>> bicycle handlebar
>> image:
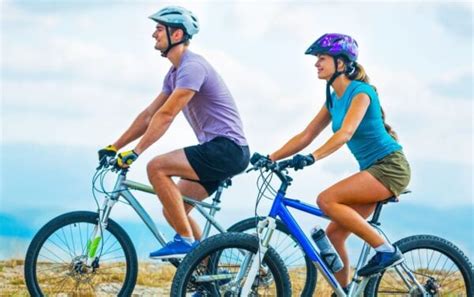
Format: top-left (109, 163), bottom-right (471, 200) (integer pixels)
top-left (247, 153), bottom-right (308, 174)
top-left (97, 156), bottom-right (127, 173)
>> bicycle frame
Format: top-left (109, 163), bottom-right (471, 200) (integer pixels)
top-left (246, 167), bottom-right (426, 297)
top-left (266, 191), bottom-right (373, 296)
top-left (90, 169), bottom-right (228, 258)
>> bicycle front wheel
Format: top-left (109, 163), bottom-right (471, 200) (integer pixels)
top-left (24, 211), bottom-right (138, 296)
top-left (171, 232), bottom-right (292, 296)
top-left (228, 216), bottom-right (317, 296)
top-left (366, 234), bottom-right (473, 296)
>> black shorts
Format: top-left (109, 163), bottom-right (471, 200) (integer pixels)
top-left (184, 136), bottom-right (250, 195)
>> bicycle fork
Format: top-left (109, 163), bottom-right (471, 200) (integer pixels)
top-left (86, 197), bottom-right (117, 262)
top-left (86, 175), bottom-right (122, 264)
top-left (237, 217), bottom-right (276, 296)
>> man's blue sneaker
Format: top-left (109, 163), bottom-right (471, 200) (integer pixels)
top-left (358, 247), bottom-right (404, 277)
top-left (149, 234), bottom-right (199, 259)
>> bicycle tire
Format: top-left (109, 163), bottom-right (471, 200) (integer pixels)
top-left (228, 216), bottom-right (317, 297)
top-left (365, 234), bottom-right (473, 296)
top-left (24, 211), bottom-right (138, 296)
top-left (171, 232), bottom-right (292, 296)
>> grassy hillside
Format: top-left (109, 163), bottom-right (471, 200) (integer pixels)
top-left (0, 259), bottom-right (337, 296)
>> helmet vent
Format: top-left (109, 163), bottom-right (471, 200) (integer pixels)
top-left (161, 11), bottom-right (182, 16)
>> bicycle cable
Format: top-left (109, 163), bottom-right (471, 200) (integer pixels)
top-left (90, 167), bottom-right (130, 260)
top-left (253, 168), bottom-right (276, 271)
top-left (92, 168), bottom-right (131, 207)
top-left (91, 169), bottom-right (104, 211)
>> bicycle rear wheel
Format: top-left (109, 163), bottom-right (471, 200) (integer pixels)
top-left (365, 234), bottom-right (473, 296)
top-left (228, 217), bottom-right (317, 296)
top-left (171, 232), bottom-right (292, 296)
top-left (24, 211), bottom-right (138, 296)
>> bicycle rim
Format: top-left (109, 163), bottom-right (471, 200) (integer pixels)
top-left (374, 247), bottom-right (470, 296)
top-left (32, 217), bottom-right (130, 295)
top-left (267, 226), bottom-right (310, 294)
top-left (191, 248), bottom-right (280, 296)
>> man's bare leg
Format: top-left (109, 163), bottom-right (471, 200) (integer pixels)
top-left (162, 179), bottom-right (209, 240)
top-left (147, 149), bottom-right (201, 238)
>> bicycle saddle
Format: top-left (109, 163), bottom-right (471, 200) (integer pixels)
top-left (381, 189), bottom-right (411, 204)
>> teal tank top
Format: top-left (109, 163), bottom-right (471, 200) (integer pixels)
top-left (328, 80), bottom-right (402, 170)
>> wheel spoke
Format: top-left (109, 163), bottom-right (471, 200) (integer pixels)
top-left (231, 219), bottom-right (313, 296)
top-left (28, 214), bottom-right (136, 296)
top-left (369, 236), bottom-right (471, 297)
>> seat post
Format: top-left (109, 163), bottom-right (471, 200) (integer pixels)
top-left (212, 186), bottom-right (224, 203)
top-left (212, 178), bottom-right (232, 204)
top-left (369, 202), bottom-right (384, 225)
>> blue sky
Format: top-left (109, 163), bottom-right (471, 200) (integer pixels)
top-left (1, 1), bottom-right (473, 262)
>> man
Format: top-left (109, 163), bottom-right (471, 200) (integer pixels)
top-left (98, 6), bottom-right (249, 259)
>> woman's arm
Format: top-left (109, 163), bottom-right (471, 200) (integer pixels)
top-left (270, 105), bottom-right (331, 161)
top-left (311, 93), bottom-right (370, 161)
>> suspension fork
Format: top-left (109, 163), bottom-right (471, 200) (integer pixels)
top-left (87, 198), bottom-right (118, 261)
top-left (86, 172), bottom-right (124, 261)
top-left (238, 217), bottom-right (276, 295)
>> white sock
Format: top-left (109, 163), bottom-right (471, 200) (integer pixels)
top-left (375, 242), bottom-right (395, 253)
top-left (180, 235), bottom-right (195, 244)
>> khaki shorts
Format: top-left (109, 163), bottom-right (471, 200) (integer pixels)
top-left (365, 150), bottom-right (411, 197)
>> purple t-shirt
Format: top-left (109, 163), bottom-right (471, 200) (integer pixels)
top-left (162, 50), bottom-right (247, 146)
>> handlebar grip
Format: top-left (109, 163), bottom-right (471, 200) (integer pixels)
top-left (277, 160), bottom-right (292, 169)
top-left (250, 152), bottom-right (265, 165)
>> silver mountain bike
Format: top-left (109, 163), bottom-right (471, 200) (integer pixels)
top-left (24, 158), bottom-right (316, 296)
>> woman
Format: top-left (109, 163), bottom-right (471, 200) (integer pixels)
top-left (267, 33), bottom-right (411, 292)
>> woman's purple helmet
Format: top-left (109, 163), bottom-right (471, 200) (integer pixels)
top-left (305, 33), bottom-right (358, 62)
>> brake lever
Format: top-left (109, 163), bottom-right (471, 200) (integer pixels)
top-left (246, 167), bottom-right (257, 173)
top-left (97, 156), bottom-right (108, 170)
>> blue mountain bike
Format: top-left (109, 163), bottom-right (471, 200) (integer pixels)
top-left (171, 155), bottom-right (473, 296)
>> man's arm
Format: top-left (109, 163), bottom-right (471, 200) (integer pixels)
top-left (133, 88), bottom-right (196, 155)
top-left (112, 92), bottom-right (170, 150)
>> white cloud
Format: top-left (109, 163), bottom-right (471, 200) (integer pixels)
top-left (1, 1), bottom-right (472, 208)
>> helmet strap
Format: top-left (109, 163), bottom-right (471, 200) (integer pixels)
top-left (161, 26), bottom-right (189, 57)
top-left (325, 57), bottom-right (343, 109)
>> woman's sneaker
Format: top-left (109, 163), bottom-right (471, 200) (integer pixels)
top-left (358, 247), bottom-right (404, 277)
top-left (149, 234), bottom-right (199, 259)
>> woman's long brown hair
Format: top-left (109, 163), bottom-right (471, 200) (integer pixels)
top-left (347, 62), bottom-right (398, 141)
